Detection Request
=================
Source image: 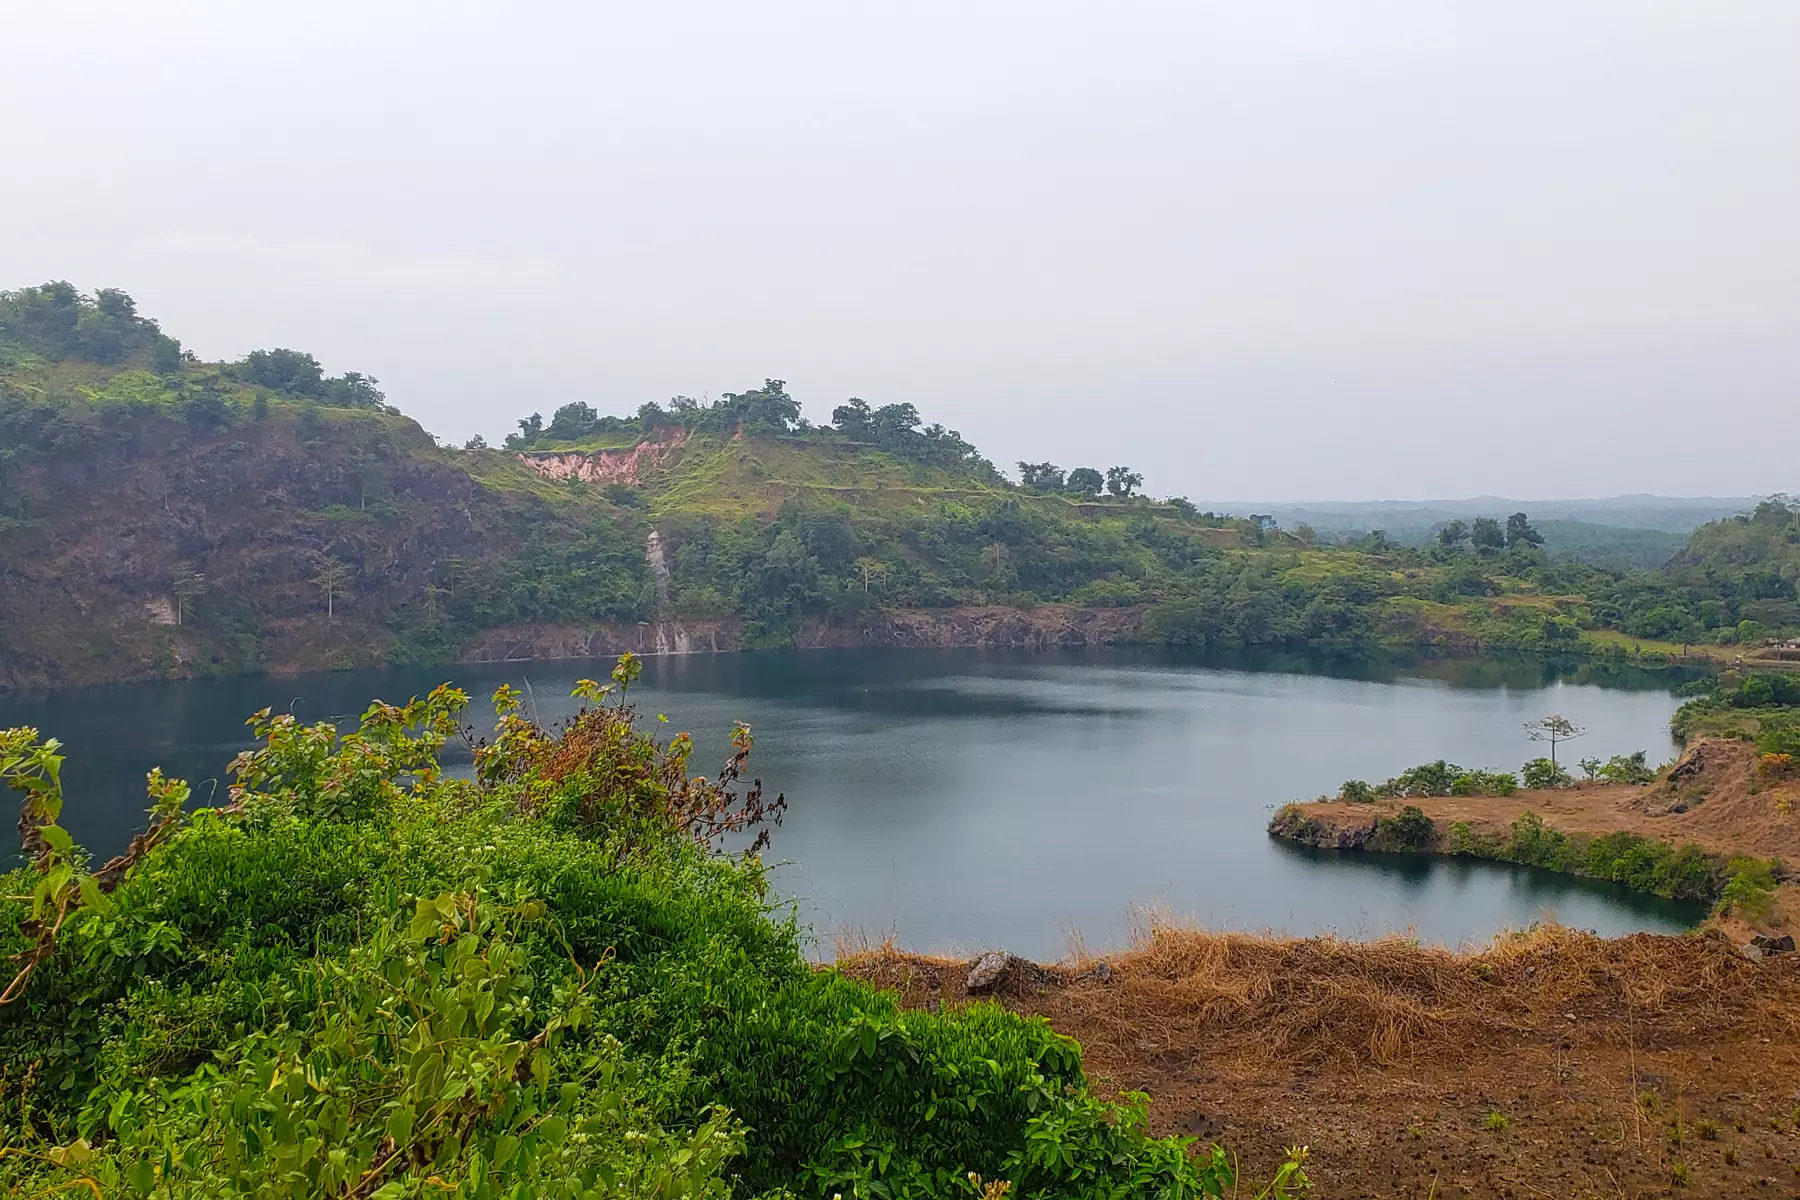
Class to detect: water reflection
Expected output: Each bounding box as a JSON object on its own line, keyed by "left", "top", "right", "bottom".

{"left": 1267, "top": 840, "right": 1703, "bottom": 932}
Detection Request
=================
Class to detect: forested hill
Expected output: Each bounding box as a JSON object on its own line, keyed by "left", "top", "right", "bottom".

{"left": 1, "top": 281, "right": 1796, "bottom": 691}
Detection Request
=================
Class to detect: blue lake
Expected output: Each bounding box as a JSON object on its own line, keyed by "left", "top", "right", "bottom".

{"left": 0, "top": 648, "right": 1702, "bottom": 958}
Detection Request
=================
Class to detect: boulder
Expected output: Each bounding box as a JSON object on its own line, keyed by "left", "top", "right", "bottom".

{"left": 964, "top": 950, "right": 1061, "bottom": 994}
{"left": 965, "top": 950, "right": 1013, "bottom": 993}
{"left": 1750, "top": 933, "right": 1795, "bottom": 954}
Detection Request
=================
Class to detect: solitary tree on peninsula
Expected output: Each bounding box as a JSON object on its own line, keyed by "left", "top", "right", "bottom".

{"left": 1524, "top": 714, "right": 1586, "bottom": 767}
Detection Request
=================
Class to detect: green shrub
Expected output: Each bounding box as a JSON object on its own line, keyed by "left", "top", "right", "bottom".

{"left": 1369, "top": 805, "right": 1436, "bottom": 851}
{"left": 1380, "top": 760, "right": 1461, "bottom": 797}
{"left": 1495, "top": 813, "right": 1724, "bottom": 901}
{"left": 1597, "top": 751, "right": 1655, "bottom": 785}
{"left": 1, "top": 663, "right": 1292, "bottom": 1199}
{"left": 1339, "top": 779, "right": 1375, "bottom": 803}
{"left": 1521, "top": 757, "right": 1573, "bottom": 789}
{"left": 1445, "top": 820, "right": 1504, "bottom": 857}
{"left": 1717, "top": 857, "right": 1780, "bottom": 920}
{"left": 1451, "top": 769, "right": 1518, "bottom": 796}
{"left": 1372, "top": 761, "right": 1515, "bottom": 798}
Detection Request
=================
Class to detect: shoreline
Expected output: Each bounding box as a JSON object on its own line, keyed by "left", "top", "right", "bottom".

{"left": 1266, "top": 737, "right": 1800, "bottom": 944}
{"left": 5, "top": 599, "right": 1767, "bottom": 695}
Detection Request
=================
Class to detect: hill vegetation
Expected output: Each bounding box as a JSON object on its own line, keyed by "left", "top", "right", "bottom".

{"left": 2, "top": 281, "right": 1797, "bottom": 690}
{"left": 1225, "top": 497, "right": 1754, "bottom": 569}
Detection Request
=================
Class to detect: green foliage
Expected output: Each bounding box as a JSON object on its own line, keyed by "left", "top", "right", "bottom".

{"left": 1715, "top": 857, "right": 1779, "bottom": 920}
{"left": 1, "top": 667, "right": 1301, "bottom": 1198}
{"left": 78, "top": 893, "right": 742, "bottom": 1199}
{"left": 225, "top": 685, "right": 468, "bottom": 822}
{"left": 1371, "top": 761, "right": 1516, "bottom": 799}
{"left": 1674, "top": 673, "right": 1800, "bottom": 741}
{"left": 1445, "top": 820, "right": 1504, "bottom": 857}
{"left": 1533, "top": 520, "right": 1686, "bottom": 570}
{"left": 1338, "top": 779, "right": 1375, "bottom": 803}
{"left": 1064, "top": 467, "right": 1104, "bottom": 499}
{"left": 1521, "top": 758, "right": 1573, "bottom": 790}
{"left": 1368, "top": 805, "right": 1435, "bottom": 851}
{"left": 1674, "top": 675, "right": 1800, "bottom": 756}
{"left": 0, "top": 282, "right": 179, "bottom": 366}
{"left": 1103, "top": 466, "right": 1143, "bottom": 498}
{"left": 241, "top": 349, "right": 386, "bottom": 408}
{"left": 1504, "top": 513, "right": 1543, "bottom": 549}
{"left": 830, "top": 398, "right": 997, "bottom": 477}
{"left": 511, "top": 381, "right": 824, "bottom": 451}
{"left": 0, "top": 729, "right": 187, "bottom": 1005}
{"left": 1597, "top": 751, "right": 1655, "bottom": 784}
{"left": 1460, "top": 811, "right": 1727, "bottom": 901}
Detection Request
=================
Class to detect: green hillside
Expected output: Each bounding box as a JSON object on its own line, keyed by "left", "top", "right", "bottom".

{"left": 1532, "top": 520, "right": 1688, "bottom": 570}
{"left": 2, "top": 281, "right": 1797, "bottom": 690}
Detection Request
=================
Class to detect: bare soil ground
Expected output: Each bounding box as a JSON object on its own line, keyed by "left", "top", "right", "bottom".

{"left": 841, "top": 927, "right": 1800, "bottom": 1199}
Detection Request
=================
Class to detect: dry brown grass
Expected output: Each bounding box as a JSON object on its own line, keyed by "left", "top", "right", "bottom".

{"left": 838, "top": 916, "right": 1797, "bottom": 1072}
{"left": 836, "top": 918, "right": 1800, "bottom": 1195}
{"left": 1085, "top": 919, "right": 1783, "bottom": 1069}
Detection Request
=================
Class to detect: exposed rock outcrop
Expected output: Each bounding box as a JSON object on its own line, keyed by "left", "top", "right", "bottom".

{"left": 459, "top": 619, "right": 741, "bottom": 664}
{"left": 517, "top": 430, "right": 689, "bottom": 485}
{"left": 1267, "top": 804, "right": 1378, "bottom": 849}
{"left": 798, "top": 604, "right": 1144, "bottom": 650}
{"left": 456, "top": 604, "right": 1146, "bottom": 664}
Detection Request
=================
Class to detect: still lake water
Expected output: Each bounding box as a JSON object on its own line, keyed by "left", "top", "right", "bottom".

{"left": 0, "top": 649, "right": 1702, "bottom": 957}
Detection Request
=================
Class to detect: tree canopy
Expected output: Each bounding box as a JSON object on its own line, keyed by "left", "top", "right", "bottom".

{"left": 0, "top": 281, "right": 182, "bottom": 368}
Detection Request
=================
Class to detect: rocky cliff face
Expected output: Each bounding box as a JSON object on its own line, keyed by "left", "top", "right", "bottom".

{"left": 797, "top": 604, "right": 1144, "bottom": 650}
{"left": 457, "top": 605, "right": 1146, "bottom": 664}
{"left": 517, "top": 429, "right": 689, "bottom": 485}
{"left": 0, "top": 406, "right": 643, "bottom": 690}
{"left": 1267, "top": 804, "right": 1378, "bottom": 849}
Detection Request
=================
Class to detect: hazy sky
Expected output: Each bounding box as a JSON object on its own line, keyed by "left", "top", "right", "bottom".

{"left": 5, "top": 2, "right": 1797, "bottom": 501}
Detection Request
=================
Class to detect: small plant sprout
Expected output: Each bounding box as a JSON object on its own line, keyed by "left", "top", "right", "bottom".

{"left": 1483, "top": 1109, "right": 1509, "bottom": 1134}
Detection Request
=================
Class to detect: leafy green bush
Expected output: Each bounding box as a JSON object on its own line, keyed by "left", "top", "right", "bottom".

{"left": 1597, "top": 751, "right": 1655, "bottom": 785}
{"left": 1338, "top": 779, "right": 1375, "bottom": 803}
{"left": 1520, "top": 757, "right": 1573, "bottom": 790}
{"left": 1370, "top": 761, "right": 1515, "bottom": 798}
{"left": 1375, "top": 760, "right": 1461, "bottom": 797}
{"left": 1445, "top": 820, "right": 1504, "bottom": 857}
{"left": 1451, "top": 769, "right": 1518, "bottom": 796}
{"left": 1, "top": 660, "right": 1300, "bottom": 1199}
{"left": 1673, "top": 674, "right": 1800, "bottom": 741}
{"left": 1472, "top": 812, "right": 1726, "bottom": 901}
{"left": 1716, "top": 857, "right": 1780, "bottom": 920}
{"left": 1369, "top": 805, "right": 1436, "bottom": 851}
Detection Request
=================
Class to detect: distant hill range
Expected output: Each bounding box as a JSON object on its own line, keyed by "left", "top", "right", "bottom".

{"left": 3, "top": 280, "right": 1796, "bottom": 689}
{"left": 1202, "top": 496, "right": 1767, "bottom": 569}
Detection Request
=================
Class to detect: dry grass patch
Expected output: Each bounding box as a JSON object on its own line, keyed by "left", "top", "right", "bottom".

{"left": 839, "top": 918, "right": 1795, "bottom": 1073}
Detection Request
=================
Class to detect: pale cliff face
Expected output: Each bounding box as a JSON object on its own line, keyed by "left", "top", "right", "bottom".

{"left": 517, "top": 429, "right": 690, "bottom": 486}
